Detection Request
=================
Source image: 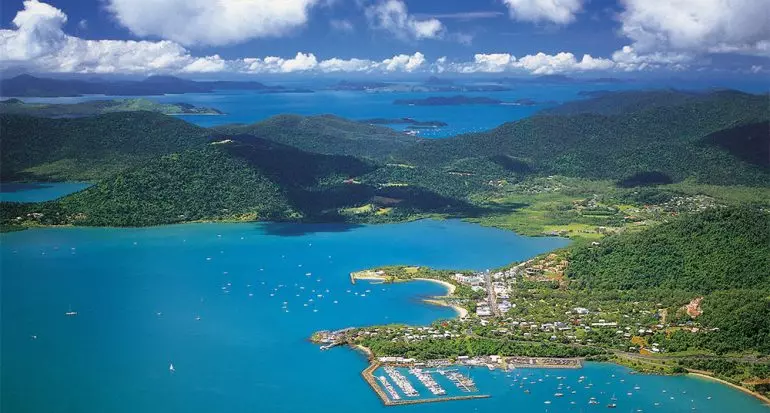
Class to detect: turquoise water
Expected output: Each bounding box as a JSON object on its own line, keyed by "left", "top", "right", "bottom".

{"left": 14, "top": 85, "right": 612, "bottom": 137}
{"left": 1, "top": 219, "right": 767, "bottom": 412}
{"left": 0, "top": 182, "right": 91, "bottom": 202}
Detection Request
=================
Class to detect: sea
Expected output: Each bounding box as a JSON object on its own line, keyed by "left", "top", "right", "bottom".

{"left": 1, "top": 218, "right": 767, "bottom": 413}
{"left": 0, "top": 182, "right": 91, "bottom": 203}
{"left": 3, "top": 80, "right": 770, "bottom": 412}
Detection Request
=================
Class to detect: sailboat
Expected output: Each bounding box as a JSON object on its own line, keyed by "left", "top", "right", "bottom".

{"left": 65, "top": 305, "right": 77, "bottom": 316}
{"left": 169, "top": 363, "right": 175, "bottom": 373}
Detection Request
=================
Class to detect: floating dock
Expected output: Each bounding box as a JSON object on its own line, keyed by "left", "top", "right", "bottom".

{"left": 362, "top": 363, "right": 490, "bottom": 406}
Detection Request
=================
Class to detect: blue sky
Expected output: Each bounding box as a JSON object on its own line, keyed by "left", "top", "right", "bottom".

{"left": 0, "top": 0, "right": 768, "bottom": 77}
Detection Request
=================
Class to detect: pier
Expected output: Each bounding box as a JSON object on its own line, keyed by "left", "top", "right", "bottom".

{"left": 409, "top": 367, "right": 446, "bottom": 395}
{"left": 362, "top": 363, "right": 490, "bottom": 406}
{"left": 384, "top": 366, "right": 419, "bottom": 397}
{"left": 438, "top": 369, "right": 478, "bottom": 392}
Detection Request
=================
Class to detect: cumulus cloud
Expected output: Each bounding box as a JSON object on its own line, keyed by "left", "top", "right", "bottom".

{"left": 611, "top": 45, "right": 693, "bottom": 72}
{"left": 380, "top": 52, "right": 426, "bottom": 71}
{"left": 0, "top": 0, "right": 198, "bottom": 73}
{"left": 619, "top": 0, "right": 770, "bottom": 57}
{"left": 502, "top": 0, "right": 583, "bottom": 24}
{"left": 2, "top": 0, "right": 747, "bottom": 76}
{"left": 105, "top": 0, "right": 318, "bottom": 46}
{"left": 365, "top": 0, "right": 444, "bottom": 41}
{"left": 446, "top": 52, "right": 614, "bottom": 74}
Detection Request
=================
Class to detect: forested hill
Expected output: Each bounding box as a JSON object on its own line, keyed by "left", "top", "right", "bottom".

{"left": 0, "top": 98, "right": 224, "bottom": 117}
{"left": 542, "top": 89, "right": 764, "bottom": 116}
{"left": 0, "top": 112, "right": 210, "bottom": 181}
{"left": 213, "top": 114, "right": 418, "bottom": 159}
{"left": 567, "top": 206, "right": 770, "bottom": 293}
{"left": 6, "top": 136, "right": 473, "bottom": 227}
{"left": 0, "top": 74, "right": 303, "bottom": 97}
{"left": 394, "top": 91, "right": 770, "bottom": 186}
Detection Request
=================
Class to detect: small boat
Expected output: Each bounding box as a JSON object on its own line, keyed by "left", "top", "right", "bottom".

{"left": 65, "top": 305, "right": 77, "bottom": 317}
{"left": 169, "top": 363, "right": 175, "bottom": 373}
{"left": 555, "top": 393, "right": 564, "bottom": 397}
{"left": 607, "top": 403, "right": 617, "bottom": 408}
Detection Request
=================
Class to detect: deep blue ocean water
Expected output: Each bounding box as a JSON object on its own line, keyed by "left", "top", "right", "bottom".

{"left": 0, "top": 182, "right": 91, "bottom": 202}
{"left": 1, "top": 219, "right": 767, "bottom": 413}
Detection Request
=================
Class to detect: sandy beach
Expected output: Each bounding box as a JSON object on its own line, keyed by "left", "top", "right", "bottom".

{"left": 350, "top": 272, "right": 466, "bottom": 318}
{"left": 688, "top": 372, "right": 770, "bottom": 405}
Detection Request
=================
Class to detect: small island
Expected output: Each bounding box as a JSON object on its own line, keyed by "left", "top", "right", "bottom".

{"left": 359, "top": 118, "right": 448, "bottom": 128}
{"left": 0, "top": 98, "right": 224, "bottom": 117}
{"left": 394, "top": 96, "right": 504, "bottom": 106}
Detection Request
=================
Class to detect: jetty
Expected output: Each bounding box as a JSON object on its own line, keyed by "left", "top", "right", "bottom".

{"left": 362, "top": 363, "right": 490, "bottom": 406}
{"left": 384, "top": 366, "right": 419, "bottom": 397}
{"left": 438, "top": 369, "right": 478, "bottom": 392}
{"left": 409, "top": 367, "right": 446, "bottom": 395}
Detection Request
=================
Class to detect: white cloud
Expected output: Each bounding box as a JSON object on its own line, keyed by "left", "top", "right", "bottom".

{"left": 105, "top": 0, "right": 319, "bottom": 46}
{"left": 619, "top": 0, "right": 770, "bottom": 57}
{"left": 446, "top": 51, "right": 614, "bottom": 74}
{"left": 515, "top": 52, "right": 614, "bottom": 74}
{"left": 77, "top": 19, "right": 87, "bottom": 30}
{"left": 330, "top": 19, "right": 355, "bottom": 33}
{"left": 1, "top": 0, "right": 68, "bottom": 61}
{"left": 3, "top": 1, "right": 760, "bottom": 76}
{"left": 318, "top": 57, "right": 373, "bottom": 72}
{"left": 241, "top": 52, "right": 319, "bottom": 74}
{"left": 365, "top": 0, "right": 444, "bottom": 41}
{"left": 380, "top": 52, "right": 426, "bottom": 72}
{"left": 502, "top": 0, "right": 583, "bottom": 24}
{"left": 611, "top": 45, "right": 694, "bottom": 72}
{"left": 182, "top": 55, "right": 229, "bottom": 73}
{"left": 0, "top": 0, "right": 199, "bottom": 73}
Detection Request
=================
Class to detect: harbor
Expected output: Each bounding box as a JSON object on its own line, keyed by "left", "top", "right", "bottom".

{"left": 362, "top": 363, "right": 490, "bottom": 406}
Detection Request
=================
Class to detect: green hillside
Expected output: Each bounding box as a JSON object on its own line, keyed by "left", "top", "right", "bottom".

{"left": 0, "top": 98, "right": 223, "bottom": 117}
{"left": 542, "top": 89, "right": 762, "bottom": 116}
{"left": 395, "top": 91, "right": 769, "bottom": 186}
{"left": 0, "top": 112, "right": 210, "bottom": 181}
{"left": 567, "top": 206, "right": 770, "bottom": 292}
{"left": 214, "top": 114, "right": 417, "bottom": 159}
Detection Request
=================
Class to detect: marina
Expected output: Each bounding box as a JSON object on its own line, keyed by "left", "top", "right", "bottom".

{"left": 439, "top": 369, "right": 479, "bottom": 392}
{"left": 362, "top": 363, "right": 490, "bottom": 406}
{"left": 409, "top": 367, "right": 446, "bottom": 395}
{"left": 384, "top": 366, "right": 419, "bottom": 397}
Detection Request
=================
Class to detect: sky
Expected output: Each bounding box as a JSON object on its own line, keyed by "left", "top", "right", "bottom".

{"left": 0, "top": 0, "right": 768, "bottom": 78}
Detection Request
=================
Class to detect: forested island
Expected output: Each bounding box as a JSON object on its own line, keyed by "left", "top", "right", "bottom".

{"left": 394, "top": 95, "right": 504, "bottom": 106}
{"left": 0, "top": 98, "right": 224, "bottom": 117}
{"left": 0, "top": 74, "right": 312, "bottom": 97}
{"left": 1, "top": 89, "right": 769, "bottom": 399}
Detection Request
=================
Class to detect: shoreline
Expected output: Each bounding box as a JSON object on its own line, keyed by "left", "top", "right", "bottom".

{"left": 688, "top": 372, "right": 770, "bottom": 405}
{"left": 350, "top": 272, "right": 466, "bottom": 318}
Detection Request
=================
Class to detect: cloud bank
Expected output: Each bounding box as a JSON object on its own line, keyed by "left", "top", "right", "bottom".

{"left": 0, "top": 0, "right": 764, "bottom": 76}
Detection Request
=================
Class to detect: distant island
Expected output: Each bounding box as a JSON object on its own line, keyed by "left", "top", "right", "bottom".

{"left": 394, "top": 96, "right": 504, "bottom": 106}
{"left": 0, "top": 98, "right": 224, "bottom": 117}
{"left": 0, "top": 74, "right": 313, "bottom": 97}
{"left": 359, "top": 118, "right": 448, "bottom": 128}
{"left": 329, "top": 79, "right": 511, "bottom": 93}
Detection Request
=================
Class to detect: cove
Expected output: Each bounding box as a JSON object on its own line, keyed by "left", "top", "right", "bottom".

{"left": 0, "top": 182, "right": 91, "bottom": 202}
{"left": 1, "top": 219, "right": 766, "bottom": 412}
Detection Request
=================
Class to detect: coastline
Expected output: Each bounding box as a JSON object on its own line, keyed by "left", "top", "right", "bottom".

{"left": 688, "top": 372, "right": 770, "bottom": 405}
{"left": 350, "top": 271, "right": 466, "bottom": 318}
